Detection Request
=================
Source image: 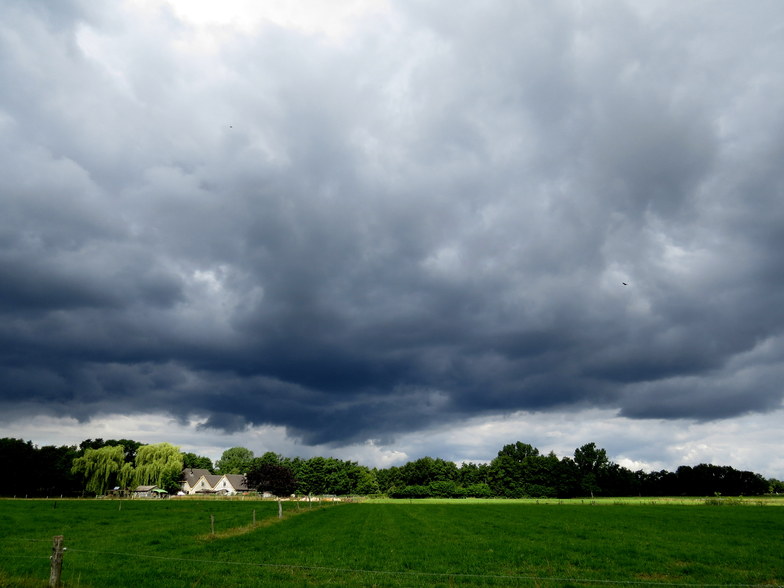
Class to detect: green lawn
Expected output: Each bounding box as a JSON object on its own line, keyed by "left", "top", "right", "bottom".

{"left": 0, "top": 498, "right": 781, "bottom": 587}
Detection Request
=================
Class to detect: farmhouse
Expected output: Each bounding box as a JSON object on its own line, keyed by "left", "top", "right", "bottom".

{"left": 181, "top": 468, "right": 249, "bottom": 495}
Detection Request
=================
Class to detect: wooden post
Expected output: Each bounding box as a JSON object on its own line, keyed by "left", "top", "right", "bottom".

{"left": 49, "top": 535, "right": 64, "bottom": 588}
{"left": 252, "top": 509, "right": 256, "bottom": 526}
{"left": 210, "top": 514, "right": 215, "bottom": 535}
{"left": 277, "top": 498, "right": 282, "bottom": 519}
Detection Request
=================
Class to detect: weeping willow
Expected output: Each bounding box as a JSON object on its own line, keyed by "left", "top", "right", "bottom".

{"left": 118, "top": 462, "right": 136, "bottom": 490}
{"left": 71, "top": 445, "right": 125, "bottom": 495}
{"left": 133, "top": 442, "right": 183, "bottom": 492}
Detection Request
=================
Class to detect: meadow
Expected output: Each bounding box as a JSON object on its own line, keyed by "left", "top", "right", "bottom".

{"left": 0, "top": 498, "right": 781, "bottom": 587}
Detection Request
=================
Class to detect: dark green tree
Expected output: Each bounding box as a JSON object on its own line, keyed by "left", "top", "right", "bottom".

{"left": 353, "top": 466, "right": 381, "bottom": 495}
{"left": 376, "top": 466, "right": 404, "bottom": 494}
{"left": 398, "top": 457, "right": 459, "bottom": 486}
{"left": 598, "top": 463, "right": 639, "bottom": 496}
{"left": 299, "top": 457, "right": 351, "bottom": 494}
{"left": 464, "top": 483, "right": 493, "bottom": 498}
{"left": 182, "top": 452, "right": 214, "bottom": 472}
{"left": 551, "top": 457, "right": 581, "bottom": 498}
{"left": 488, "top": 444, "right": 560, "bottom": 498}
{"left": 246, "top": 463, "right": 297, "bottom": 497}
{"left": 457, "top": 462, "right": 490, "bottom": 486}
{"left": 488, "top": 455, "right": 526, "bottom": 497}
{"left": 257, "top": 451, "right": 283, "bottom": 466}
{"left": 0, "top": 438, "right": 37, "bottom": 497}
{"left": 216, "top": 447, "right": 254, "bottom": 474}
{"left": 497, "top": 442, "right": 540, "bottom": 462}
{"left": 573, "top": 442, "right": 610, "bottom": 497}
{"left": 35, "top": 445, "right": 80, "bottom": 497}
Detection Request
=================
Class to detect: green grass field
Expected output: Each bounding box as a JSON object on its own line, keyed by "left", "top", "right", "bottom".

{"left": 0, "top": 498, "right": 782, "bottom": 587}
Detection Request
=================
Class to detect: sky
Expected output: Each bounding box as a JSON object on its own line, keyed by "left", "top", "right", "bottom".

{"left": 1, "top": 0, "right": 783, "bottom": 478}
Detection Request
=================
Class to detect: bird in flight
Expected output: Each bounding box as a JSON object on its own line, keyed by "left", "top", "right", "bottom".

{"left": 622, "top": 282, "right": 628, "bottom": 286}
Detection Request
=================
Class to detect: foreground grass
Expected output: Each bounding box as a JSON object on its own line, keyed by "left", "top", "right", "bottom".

{"left": 0, "top": 499, "right": 781, "bottom": 587}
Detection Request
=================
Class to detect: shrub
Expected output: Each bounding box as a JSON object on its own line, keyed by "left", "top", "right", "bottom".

{"left": 464, "top": 483, "right": 493, "bottom": 498}
{"left": 389, "top": 485, "right": 431, "bottom": 498}
{"left": 428, "top": 480, "right": 459, "bottom": 498}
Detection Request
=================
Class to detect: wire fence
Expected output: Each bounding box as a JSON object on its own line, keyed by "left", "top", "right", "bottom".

{"left": 1, "top": 535, "right": 781, "bottom": 588}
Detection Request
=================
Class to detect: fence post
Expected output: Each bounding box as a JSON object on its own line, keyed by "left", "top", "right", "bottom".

{"left": 277, "top": 499, "right": 283, "bottom": 519}
{"left": 252, "top": 509, "right": 256, "bottom": 526}
{"left": 49, "top": 535, "right": 64, "bottom": 588}
{"left": 210, "top": 514, "right": 215, "bottom": 535}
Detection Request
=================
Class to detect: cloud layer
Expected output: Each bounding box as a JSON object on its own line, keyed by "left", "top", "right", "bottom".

{"left": 2, "top": 1, "right": 783, "bottom": 456}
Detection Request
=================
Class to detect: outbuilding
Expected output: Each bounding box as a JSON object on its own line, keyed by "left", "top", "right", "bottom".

{"left": 133, "top": 485, "right": 167, "bottom": 498}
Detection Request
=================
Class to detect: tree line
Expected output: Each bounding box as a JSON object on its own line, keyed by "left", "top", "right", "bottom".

{"left": 0, "top": 438, "right": 185, "bottom": 497}
{"left": 375, "top": 442, "right": 775, "bottom": 499}
{"left": 1, "top": 437, "right": 780, "bottom": 498}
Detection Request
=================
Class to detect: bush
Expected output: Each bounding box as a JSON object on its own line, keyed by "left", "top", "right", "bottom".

{"left": 524, "top": 484, "right": 557, "bottom": 499}
{"left": 703, "top": 493, "right": 743, "bottom": 506}
{"left": 428, "top": 480, "right": 459, "bottom": 498}
{"left": 389, "top": 485, "right": 431, "bottom": 498}
{"left": 464, "top": 483, "right": 494, "bottom": 498}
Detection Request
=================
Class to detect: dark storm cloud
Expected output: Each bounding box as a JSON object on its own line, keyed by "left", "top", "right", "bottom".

{"left": 1, "top": 1, "right": 783, "bottom": 446}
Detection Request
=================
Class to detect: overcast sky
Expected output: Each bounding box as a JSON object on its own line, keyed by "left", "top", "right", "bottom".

{"left": 1, "top": 0, "right": 783, "bottom": 478}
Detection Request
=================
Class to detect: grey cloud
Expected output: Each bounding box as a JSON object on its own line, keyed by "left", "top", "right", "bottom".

{"left": 1, "top": 1, "right": 783, "bottom": 447}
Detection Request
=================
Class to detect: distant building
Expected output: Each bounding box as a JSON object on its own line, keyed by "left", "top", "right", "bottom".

{"left": 132, "top": 485, "right": 167, "bottom": 498}
{"left": 181, "top": 468, "right": 249, "bottom": 495}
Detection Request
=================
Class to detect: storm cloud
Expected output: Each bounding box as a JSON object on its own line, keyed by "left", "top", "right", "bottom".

{"left": 1, "top": 1, "right": 783, "bottom": 456}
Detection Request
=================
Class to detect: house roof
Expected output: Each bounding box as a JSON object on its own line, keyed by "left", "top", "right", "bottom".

{"left": 182, "top": 469, "right": 248, "bottom": 492}
{"left": 182, "top": 468, "right": 212, "bottom": 486}
{"left": 134, "top": 485, "right": 158, "bottom": 492}
{"left": 223, "top": 474, "right": 248, "bottom": 491}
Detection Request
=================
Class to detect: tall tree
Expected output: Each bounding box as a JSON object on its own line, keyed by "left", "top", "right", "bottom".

{"left": 257, "top": 451, "right": 283, "bottom": 466}
{"left": 216, "top": 447, "right": 254, "bottom": 474}
{"left": 35, "top": 444, "right": 80, "bottom": 497}
{"left": 376, "top": 466, "right": 404, "bottom": 494}
{"left": 573, "top": 442, "right": 609, "bottom": 474}
{"left": 246, "top": 462, "right": 298, "bottom": 497}
{"left": 182, "top": 452, "right": 214, "bottom": 472}
{"left": 497, "top": 442, "right": 540, "bottom": 462}
{"left": 398, "top": 457, "right": 459, "bottom": 486}
{"left": 353, "top": 467, "right": 380, "bottom": 495}
{"left": 458, "top": 462, "right": 490, "bottom": 487}
{"left": 0, "top": 438, "right": 37, "bottom": 497}
{"left": 573, "top": 443, "right": 610, "bottom": 497}
{"left": 79, "top": 439, "right": 141, "bottom": 463}
{"left": 71, "top": 445, "right": 125, "bottom": 495}
{"left": 118, "top": 462, "right": 136, "bottom": 491}
{"left": 134, "top": 443, "right": 184, "bottom": 493}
